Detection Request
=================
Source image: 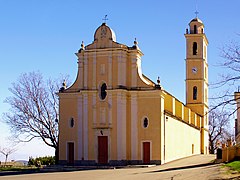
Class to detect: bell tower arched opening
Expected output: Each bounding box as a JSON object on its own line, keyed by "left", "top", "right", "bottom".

{"left": 193, "top": 42, "right": 198, "bottom": 55}
{"left": 194, "top": 25, "right": 197, "bottom": 34}
{"left": 193, "top": 86, "right": 197, "bottom": 100}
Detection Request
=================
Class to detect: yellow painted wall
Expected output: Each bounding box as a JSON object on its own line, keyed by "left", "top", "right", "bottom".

{"left": 191, "top": 112, "right": 196, "bottom": 125}
{"left": 164, "top": 93, "right": 172, "bottom": 113}
{"left": 175, "top": 100, "right": 183, "bottom": 119}
{"left": 183, "top": 106, "right": 189, "bottom": 122}
{"left": 137, "top": 92, "right": 162, "bottom": 161}
{"left": 196, "top": 116, "right": 201, "bottom": 128}
{"left": 59, "top": 94, "right": 79, "bottom": 160}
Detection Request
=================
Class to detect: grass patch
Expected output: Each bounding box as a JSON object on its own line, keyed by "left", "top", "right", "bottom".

{"left": 224, "top": 161, "right": 240, "bottom": 172}
{"left": 0, "top": 166, "right": 39, "bottom": 172}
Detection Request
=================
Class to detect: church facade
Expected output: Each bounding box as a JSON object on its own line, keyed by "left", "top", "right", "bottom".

{"left": 58, "top": 17, "right": 209, "bottom": 165}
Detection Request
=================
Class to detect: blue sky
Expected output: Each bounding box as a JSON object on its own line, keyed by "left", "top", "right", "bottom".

{"left": 0, "top": 0, "right": 239, "bottom": 161}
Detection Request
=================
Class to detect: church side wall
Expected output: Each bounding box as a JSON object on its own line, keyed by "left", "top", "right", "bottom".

{"left": 164, "top": 114, "right": 201, "bottom": 163}
{"left": 162, "top": 93, "right": 201, "bottom": 163}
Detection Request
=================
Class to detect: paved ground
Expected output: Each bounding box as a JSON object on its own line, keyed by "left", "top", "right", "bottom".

{"left": 0, "top": 154, "right": 238, "bottom": 180}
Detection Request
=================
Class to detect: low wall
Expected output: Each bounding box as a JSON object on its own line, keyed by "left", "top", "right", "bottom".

{"left": 222, "top": 145, "right": 240, "bottom": 162}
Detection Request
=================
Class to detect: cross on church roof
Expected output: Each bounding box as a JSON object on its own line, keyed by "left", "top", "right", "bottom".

{"left": 195, "top": 0, "right": 199, "bottom": 18}
{"left": 102, "top": 15, "right": 108, "bottom": 23}
{"left": 195, "top": 10, "right": 199, "bottom": 18}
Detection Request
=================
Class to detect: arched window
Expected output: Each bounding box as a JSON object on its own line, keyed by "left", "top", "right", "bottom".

{"left": 193, "top": 86, "right": 197, "bottom": 100}
{"left": 194, "top": 25, "right": 197, "bottom": 34}
{"left": 100, "top": 83, "right": 107, "bottom": 100}
{"left": 193, "top": 42, "right": 197, "bottom": 55}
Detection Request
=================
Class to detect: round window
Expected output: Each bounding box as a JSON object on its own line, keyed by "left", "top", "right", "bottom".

{"left": 100, "top": 83, "right": 107, "bottom": 100}
{"left": 143, "top": 117, "right": 149, "bottom": 128}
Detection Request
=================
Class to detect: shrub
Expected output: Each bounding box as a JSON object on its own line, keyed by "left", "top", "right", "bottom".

{"left": 28, "top": 156, "right": 55, "bottom": 166}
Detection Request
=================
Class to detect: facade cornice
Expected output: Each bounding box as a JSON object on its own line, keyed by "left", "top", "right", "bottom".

{"left": 186, "top": 102, "right": 209, "bottom": 109}
{"left": 75, "top": 47, "right": 143, "bottom": 57}
{"left": 184, "top": 33, "right": 209, "bottom": 45}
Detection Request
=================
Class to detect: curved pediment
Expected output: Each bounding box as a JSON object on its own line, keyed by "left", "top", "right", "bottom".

{"left": 85, "top": 23, "right": 126, "bottom": 49}
{"left": 94, "top": 23, "right": 116, "bottom": 42}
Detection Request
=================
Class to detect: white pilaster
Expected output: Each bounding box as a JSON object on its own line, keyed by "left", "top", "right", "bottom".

{"left": 118, "top": 52, "right": 127, "bottom": 87}
{"left": 108, "top": 93, "right": 112, "bottom": 125}
{"left": 121, "top": 94, "right": 126, "bottom": 159}
{"left": 93, "top": 52, "right": 96, "bottom": 89}
{"left": 108, "top": 53, "right": 112, "bottom": 89}
{"left": 118, "top": 53, "right": 122, "bottom": 86}
{"left": 83, "top": 94, "right": 88, "bottom": 160}
{"left": 117, "top": 92, "right": 126, "bottom": 160}
{"left": 117, "top": 92, "right": 122, "bottom": 159}
{"left": 78, "top": 56, "right": 84, "bottom": 89}
{"left": 84, "top": 54, "right": 88, "bottom": 89}
{"left": 131, "top": 56, "right": 137, "bottom": 87}
{"left": 92, "top": 93, "right": 96, "bottom": 126}
{"left": 122, "top": 57, "right": 126, "bottom": 86}
{"left": 172, "top": 98, "right": 175, "bottom": 116}
{"left": 131, "top": 93, "right": 138, "bottom": 160}
{"left": 77, "top": 95, "right": 83, "bottom": 160}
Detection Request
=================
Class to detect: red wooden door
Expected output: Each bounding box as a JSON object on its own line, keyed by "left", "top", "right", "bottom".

{"left": 98, "top": 136, "right": 108, "bottom": 164}
{"left": 143, "top": 142, "right": 150, "bottom": 164}
{"left": 68, "top": 142, "right": 74, "bottom": 164}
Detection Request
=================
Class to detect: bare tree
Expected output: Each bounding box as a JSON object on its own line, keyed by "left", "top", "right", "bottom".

{"left": 219, "top": 40, "right": 240, "bottom": 85}
{"left": 209, "top": 108, "right": 232, "bottom": 154}
{"left": 2, "top": 72, "right": 69, "bottom": 163}
{"left": 0, "top": 146, "right": 17, "bottom": 164}
{"left": 210, "top": 38, "right": 240, "bottom": 114}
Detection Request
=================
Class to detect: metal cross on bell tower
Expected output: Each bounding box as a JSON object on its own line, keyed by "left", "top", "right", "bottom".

{"left": 195, "top": 0, "right": 199, "bottom": 18}
{"left": 195, "top": 10, "right": 199, "bottom": 18}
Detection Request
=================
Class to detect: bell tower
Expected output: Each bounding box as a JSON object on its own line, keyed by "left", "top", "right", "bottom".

{"left": 185, "top": 17, "right": 209, "bottom": 154}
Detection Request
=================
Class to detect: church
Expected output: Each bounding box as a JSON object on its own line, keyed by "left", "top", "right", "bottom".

{"left": 58, "top": 16, "right": 209, "bottom": 165}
